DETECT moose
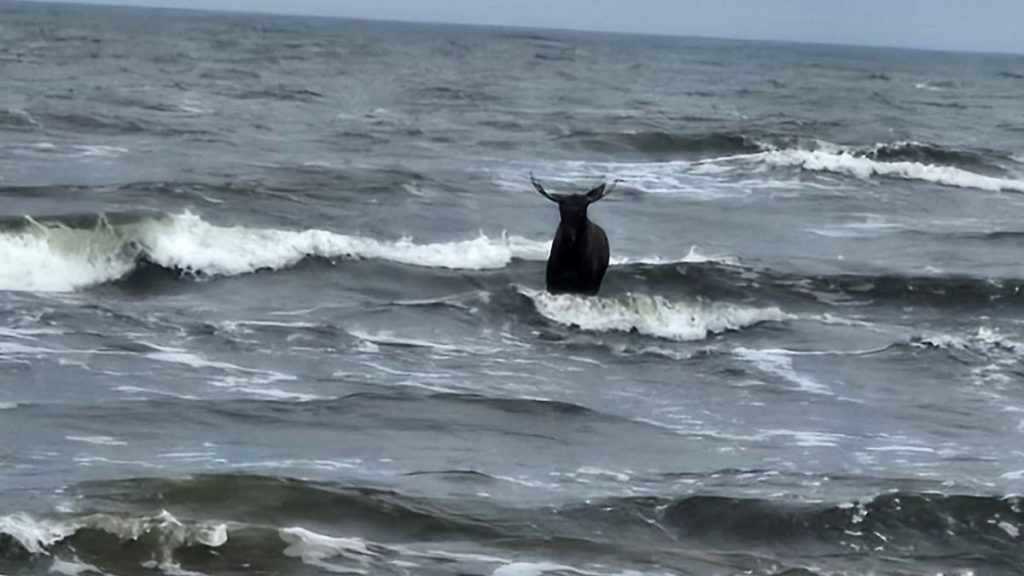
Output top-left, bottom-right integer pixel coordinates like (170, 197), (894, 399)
(531, 174), (618, 296)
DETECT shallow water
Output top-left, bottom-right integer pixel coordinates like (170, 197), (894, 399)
(2, 2), (1024, 575)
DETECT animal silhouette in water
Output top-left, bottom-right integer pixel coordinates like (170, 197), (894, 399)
(531, 174), (618, 296)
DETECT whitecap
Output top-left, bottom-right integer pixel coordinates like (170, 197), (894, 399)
(914, 326), (1021, 355)
(6, 108), (40, 126)
(997, 521), (1020, 538)
(759, 149), (1024, 193)
(0, 210), (734, 293)
(496, 161), (756, 198)
(0, 220), (138, 292)
(864, 445), (937, 453)
(279, 527), (380, 574)
(0, 513), (73, 555)
(65, 435), (127, 447)
(138, 211), (551, 276)
(610, 245), (738, 266)
(349, 330), (500, 355)
(71, 145), (129, 158)
(761, 429), (847, 447)
(524, 289), (787, 342)
(208, 376), (325, 402)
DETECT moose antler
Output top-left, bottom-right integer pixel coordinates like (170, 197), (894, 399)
(530, 173), (562, 203)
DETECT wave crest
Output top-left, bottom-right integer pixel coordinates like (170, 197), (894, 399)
(523, 289), (788, 341)
(0, 211), (552, 292)
(758, 148), (1024, 193)
(140, 211), (550, 277)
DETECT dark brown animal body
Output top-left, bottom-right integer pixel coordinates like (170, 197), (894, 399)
(531, 175), (616, 296)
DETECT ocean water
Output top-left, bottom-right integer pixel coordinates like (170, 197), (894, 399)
(2, 2), (1024, 574)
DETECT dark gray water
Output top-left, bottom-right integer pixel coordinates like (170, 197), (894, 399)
(3, 2), (1024, 575)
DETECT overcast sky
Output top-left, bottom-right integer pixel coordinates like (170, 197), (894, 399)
(27, 0), (1024, 55)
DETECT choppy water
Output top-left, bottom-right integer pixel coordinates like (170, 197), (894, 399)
(3, 2), (1024, 575)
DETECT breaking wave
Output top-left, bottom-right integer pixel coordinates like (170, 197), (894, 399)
(3, 474), (1021, 576)
(522, 288), (788, 342)
(0, 211), (552, 292)
(758, 147), (1024, 192)
(0, 211), (740, 293)
(537, 138), (1019, 196)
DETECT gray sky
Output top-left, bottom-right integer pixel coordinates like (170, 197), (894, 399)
(28, 0), (1024, 54)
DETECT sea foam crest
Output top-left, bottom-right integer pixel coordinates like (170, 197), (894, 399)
(280, 527), (383, 573)
(0, 219), (138, 292)
(759, 149), (1024, 193)
(524, 289), (788, 342)
(0, 513), (74, 555)
(0, 211), (730, 293)
(140, 211), (551, 276)
(0, 510), (227, 558)
(0, 211), (552, 292)
(915, 326), (1022, 355)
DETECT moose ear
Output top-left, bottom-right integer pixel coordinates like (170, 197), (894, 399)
(584, 183), (607, 202)
(585, 178), (622, 203)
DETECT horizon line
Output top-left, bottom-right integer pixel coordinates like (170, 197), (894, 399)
(17, 0), (1024, 58)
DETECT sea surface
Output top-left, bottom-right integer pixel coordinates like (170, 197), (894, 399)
(2, 2), (1024, 575)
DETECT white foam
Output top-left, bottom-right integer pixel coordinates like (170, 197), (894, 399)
(65, 435), (127, 447)
(574, 466), (631, 483)
(279, 527), (380, 574)
(610, 245), (738, 266)
(915, 326), (1021, 354)
(72, 145), (129, 158)
(349, 330), (500, 355)
(50, 556), (106, 576)
(865, 445), (936, 453)
(0, 222), (137, 292)
(0, 341), (57, 355)
(733, 348), (833, 395)
(0, 402), (17, 410)
(144, 343), (296, 378)
(492, 562), (577, 576)
(0, 210), (727, 292)
(0, 513), (73, 555)
(176, 98), (210, 114)
(997, 521), (1020, 538)
(208, 376), (324, 402)
(525, 289), (787, 342)
(499, 160), (753, 198)
(759, 149), (1024, 193)
(764, 429), (846, 447)
(6, 108), (40, 125)
(139, 212), (550, 276)
(492, 561), (658, 576)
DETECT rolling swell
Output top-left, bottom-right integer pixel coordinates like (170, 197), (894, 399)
(775, 270), (1024, 307)
(599, 261), (1024, 309)
(565, 129), (767, 157)
(3, 475), (1021, 575)
(860, 141), (1011, 172)
(753, 145), (1024, 192)
(4, 211), (1020, 314)
(0, 210), (550, 292)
